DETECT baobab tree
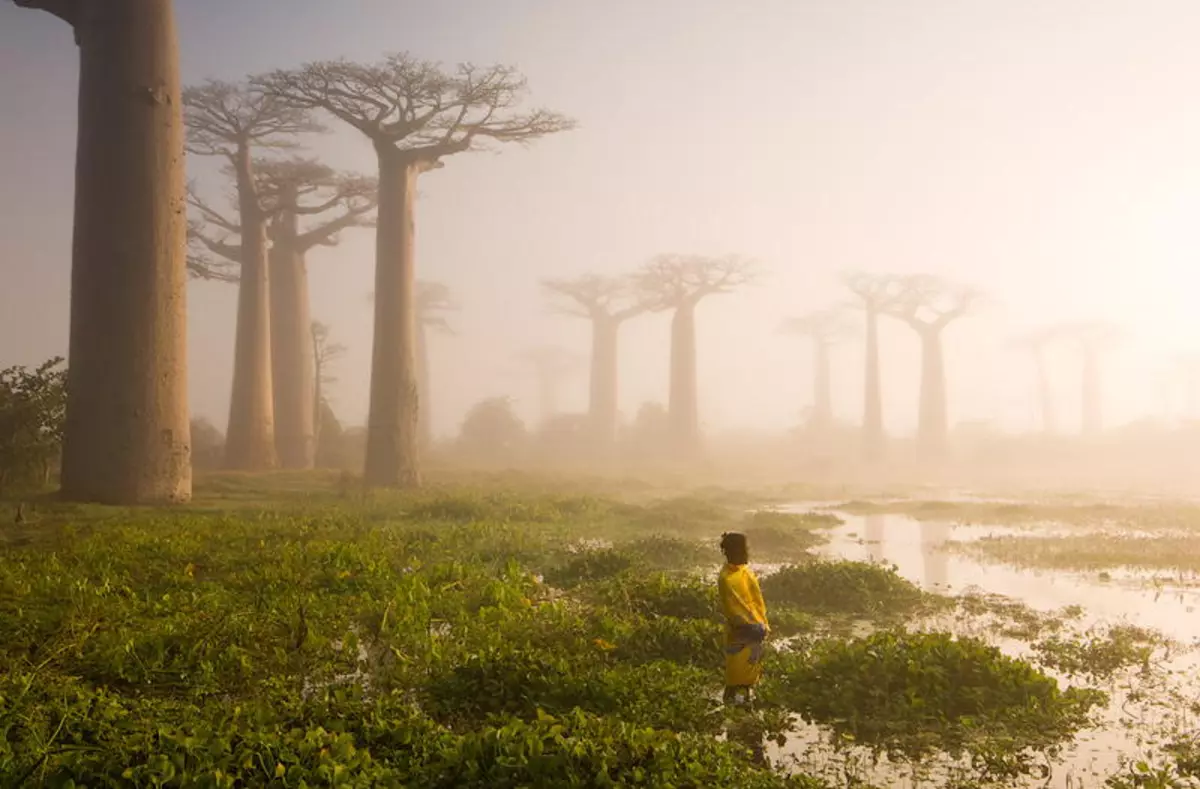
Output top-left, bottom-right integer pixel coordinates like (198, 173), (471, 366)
(517, 347), (584, 428)
(310, 320), (346, 452)
(186, 219), (239, 283)
(781, 308), (852, 434)
(184, 80), (321, 471)
(635, 254), (756, 456)
(190, 161), (373, 470)
(1057, 321), (1121, 436)
(256, 55), (574, 488)
(11, 0), (192, 504)
(886, 275), (983, 459)
(415, 281), (457, 452)
(843, 272), (903, 462)
(542, 274), (647, 447)
(261, 159), (375, 469)
(1009, 327), (1060, 435)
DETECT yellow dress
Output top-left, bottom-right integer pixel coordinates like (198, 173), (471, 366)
(718, 563), (770, 688)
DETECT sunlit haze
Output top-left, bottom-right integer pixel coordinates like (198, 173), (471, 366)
(4, 0), (1200, 438)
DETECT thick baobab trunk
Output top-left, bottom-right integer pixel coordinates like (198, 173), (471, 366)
(224, 146), (276, 470)
(364, 155), (421, 488)
(269, 211), (315, 469)
(862, 310), (885, 462)
(59, 0), (192, 504)
(667, 302), (700, 456)
(1081, 348), (1101, 436)
(589, 317), (620, 447)
(416, 317), (432, 453)
(1034, 351), (1056, 435)
(916, 329), (948, 458)
(811, 338), (833, 431)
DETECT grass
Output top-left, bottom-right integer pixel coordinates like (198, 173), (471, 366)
(950, 532), (1200, 577)
(0, 473), (1195, 787)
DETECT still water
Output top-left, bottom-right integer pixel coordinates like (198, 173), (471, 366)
(771, 506), (1200, 787)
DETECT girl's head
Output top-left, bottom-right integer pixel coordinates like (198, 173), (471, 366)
(720, 532), (749, 565)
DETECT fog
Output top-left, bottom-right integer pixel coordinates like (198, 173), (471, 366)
(4, 0), (1200, 442)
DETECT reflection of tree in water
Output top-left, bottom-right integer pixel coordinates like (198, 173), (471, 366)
(921, 519), (950, 590)
(864, 514), (886, 563)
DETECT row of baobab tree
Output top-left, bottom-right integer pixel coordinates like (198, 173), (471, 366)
(533, 264), (1138, 465)
(5, 1), (1152, 504)
(10, 0), (572, 504)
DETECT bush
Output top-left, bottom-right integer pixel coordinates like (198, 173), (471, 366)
(0, 357), (66, 494)
(775, 631), (1106, 779)
(760, 559), (933, 619)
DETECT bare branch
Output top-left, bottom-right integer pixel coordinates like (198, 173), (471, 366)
(883, 274), (985, 331)
(781, 308), (855, 345)
(253, 54), (575, 166)
(633, 254), (757, 311)
(185, 182), (240, 234)
(183, 80), (324, 160)
(541, 273), (649, 322)
(186, 221), (239, 283)
(841, 271), (907, 313)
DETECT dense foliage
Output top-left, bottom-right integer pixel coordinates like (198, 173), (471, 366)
(0, 482), (1156, 787)
(0, 356), (66, 493)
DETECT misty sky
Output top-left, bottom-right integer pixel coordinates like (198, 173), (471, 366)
(3, 0), (1200, 439)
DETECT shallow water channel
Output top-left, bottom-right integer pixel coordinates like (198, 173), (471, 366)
(772, 506), (1200, 787)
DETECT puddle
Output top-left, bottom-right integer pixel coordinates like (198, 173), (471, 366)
(767, 507), (1200, 786)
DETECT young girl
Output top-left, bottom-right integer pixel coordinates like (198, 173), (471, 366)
(717, 532), (770, 705)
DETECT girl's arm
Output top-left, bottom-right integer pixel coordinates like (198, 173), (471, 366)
(749, 571), (769, 631)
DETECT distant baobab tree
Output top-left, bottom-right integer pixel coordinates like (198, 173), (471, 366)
(1057, 321), (1121, 436)
(886, 275), (983, 459)
(843, 272), (903, 462)
(416, 281), (457, 452)
(260, 159), (375, 469)
(636, 254), (756, 457)
(310, 320), (347, 451)
(1009, 327), (1061, 435)
(184, 80), (322, 471)
(256, 55), (575, 489)
(10, 0), (192, 504)
(781, 308), (852, 433)
(191, 161), (376, 470)
(517, 346), (584, 428)
(542, 274), (647, 448)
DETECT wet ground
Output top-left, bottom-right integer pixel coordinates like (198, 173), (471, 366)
(773, 504), (1200, 787)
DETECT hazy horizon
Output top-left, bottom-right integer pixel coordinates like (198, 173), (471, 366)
(4, 0), (1200, 440)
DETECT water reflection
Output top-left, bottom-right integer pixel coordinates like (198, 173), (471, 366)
(806, 509), (1200, 645)
(921, 519), (950, 591)
(863, 513), (885, 563)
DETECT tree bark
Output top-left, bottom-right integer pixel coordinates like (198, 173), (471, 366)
(589, 317), (620, 448)
(416, 316), (432, 453)
(223, 143), (276, 470)
(364, 155), (421, 488)
(1081, 348), (1101, 436)
(667, 301), (700, 456)
(916, 327), (948, 459)
(811, 337), (833, 431)
(862, 309), (885, 462)
(269, 209), (315, 470)
(58, 0), (192, 504)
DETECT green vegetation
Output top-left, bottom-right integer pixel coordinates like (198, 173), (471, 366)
(771, 631), (1106, 782)
(1, 479), (1191, 787)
